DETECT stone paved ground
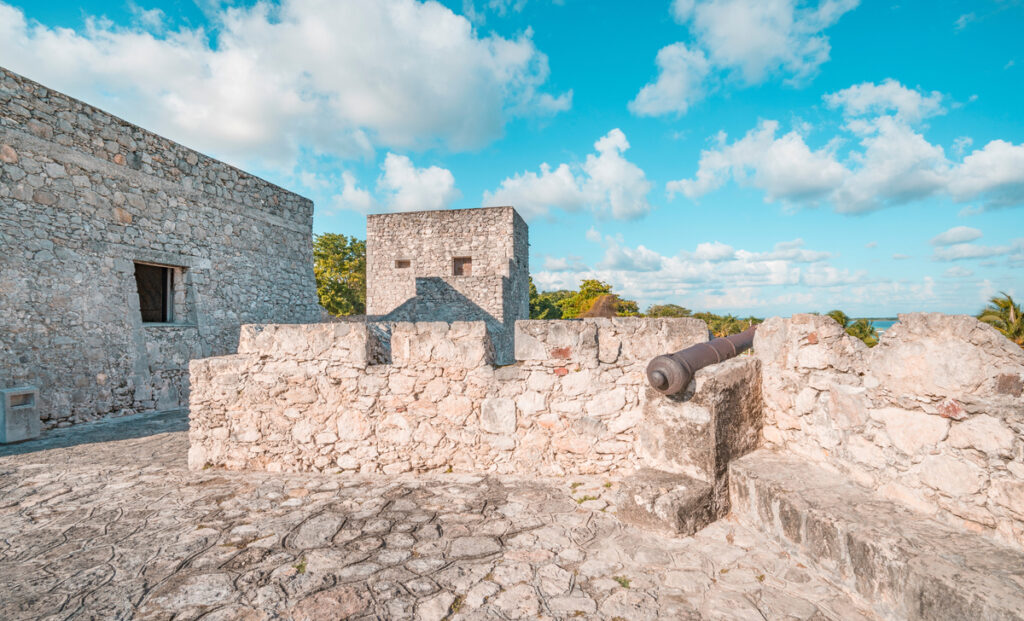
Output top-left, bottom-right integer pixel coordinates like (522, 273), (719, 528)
(0, 411), (876, 620)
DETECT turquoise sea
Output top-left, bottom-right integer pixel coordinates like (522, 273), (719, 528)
(869, 319), (897, 333)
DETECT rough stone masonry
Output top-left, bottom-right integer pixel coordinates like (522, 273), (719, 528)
(366, 207), (529, 364)
(0, 66), (322, 429)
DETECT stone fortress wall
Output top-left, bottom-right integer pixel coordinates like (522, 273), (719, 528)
(190, 312), (1024, 550)
(365, 207), (529, 364)
(755, 313), (1024, 548)
(187, 317), (738, 476)
(0, 66), (322, 429)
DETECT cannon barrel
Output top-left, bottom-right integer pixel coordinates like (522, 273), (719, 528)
(646, 325), (757, 395)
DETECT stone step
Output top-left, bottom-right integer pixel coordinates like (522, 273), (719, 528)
(615, 468), (718, 536)
(730, 450), (1024, 621)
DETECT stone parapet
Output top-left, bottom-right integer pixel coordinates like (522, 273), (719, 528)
(188, 317), (731, 477)
(755, 312), (1024, 548)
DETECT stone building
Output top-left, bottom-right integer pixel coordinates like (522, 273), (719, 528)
(366, 206), (529, 363)
(0, 66), (322, 429)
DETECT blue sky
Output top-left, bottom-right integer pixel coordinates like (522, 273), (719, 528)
(3, 0), (1022, 316)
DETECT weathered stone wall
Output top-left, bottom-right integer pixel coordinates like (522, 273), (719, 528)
(188, 317), (712, 476)
(756, 313), (1024, 547)
(365, 207), (528, 363)
(0, 66), (321, 428)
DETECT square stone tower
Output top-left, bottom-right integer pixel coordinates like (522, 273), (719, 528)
(366, 206), (529, 363)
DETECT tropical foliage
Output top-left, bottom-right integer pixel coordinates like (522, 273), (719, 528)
(531, 279), (640, 319)
(313, 233), (366, 316)
(528, 279), (570, 320)
(530, 283), (760, 334)
(826, 309), (879, 347)
(646, 304), (692, 317)
(978, 292), (1024, 347)
(693, 312), (762, 337)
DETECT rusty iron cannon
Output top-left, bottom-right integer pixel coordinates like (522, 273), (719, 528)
(646, 325), (757, 395)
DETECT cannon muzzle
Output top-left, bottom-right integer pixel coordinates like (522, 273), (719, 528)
(646, 325), (757, 395)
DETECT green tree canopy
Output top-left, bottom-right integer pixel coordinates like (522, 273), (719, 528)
(555, 279), (640, 318)
(646, 304), (692, 318)
(826, 309), (878, 347)
(978, 292), (1024, 347)
(529, 279), (568, 319)
(314, 233), (366, 316)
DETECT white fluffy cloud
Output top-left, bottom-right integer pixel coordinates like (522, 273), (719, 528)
(633, 0), (858, 116)
(930, 226), (983, 246)
(629, 43), (710, 116)
(825, 78), (944, 122)
(671, 80), (1024, 213)
(331, 154), (460, 213)
(0, 0), (568, 169)
(833, 115), (949, 212)
(947, 139), (1024, 207)
(674, 0), (858, 83)
(931, 239), (1024, 262)
(482, 129), (653, 220)
(533, 233), (862, 313)
(667, 120), (847, 203)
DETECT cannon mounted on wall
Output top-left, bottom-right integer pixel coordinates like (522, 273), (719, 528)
(646, 325), (757, 395)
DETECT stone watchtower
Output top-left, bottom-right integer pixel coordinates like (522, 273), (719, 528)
(365, 206), (529, 363)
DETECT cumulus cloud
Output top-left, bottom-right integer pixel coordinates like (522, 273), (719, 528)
(947, 139), (1024, 207)
(667, 120), (847, 203)
(632, 0), (858, 116)
(532, 232), (855, 314)
(629, 43), (711, 116)
(825, 79), (944, 122)
(930, 226), (982, 246)
(833, 115), (950, 212)
(674, 0), (859, 84)
(330, 154), (460, 213)
(483, 129), (653, 220)
(0, 0), (568, 169)
(670, 80), (1024, 212)
(691, 241), (736, 262)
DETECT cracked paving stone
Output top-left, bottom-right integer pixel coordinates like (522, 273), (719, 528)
(448, 535), (501, 558)
(0, 410), (879, 620)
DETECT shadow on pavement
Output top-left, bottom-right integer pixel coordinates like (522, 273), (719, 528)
(0, 409), (189, 457)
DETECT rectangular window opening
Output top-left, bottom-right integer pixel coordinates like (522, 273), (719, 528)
(134, 262), (174, 323)
(395, 259), (411, 269)
(9, 393), (34, 408)
(453, 256), (472, 276)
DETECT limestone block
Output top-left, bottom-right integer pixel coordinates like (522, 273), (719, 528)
(869, 313), (1024, 400)
(238, 324), (370, 366)
(828, 383), (867, 429)
(481, 397), (516, 434)
(515, 391), (545, 416)
(989, 478), (1024, 518)
(585, 317), (708, 364)
(514, 320), (598, 364)
(871, 407), (949, 455)
(615, 469), (716, 535)
(584, 387), (626, 418)
(391, 322), (493, 368)
(919, 454), (987, 496)
(846, 436), (885, 468)
(947, 414), (1016, 457)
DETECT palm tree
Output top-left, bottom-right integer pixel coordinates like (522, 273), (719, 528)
(826, 309), (878, 347)
(978, 293), (1024, 347)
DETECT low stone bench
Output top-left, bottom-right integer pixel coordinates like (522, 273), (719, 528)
(730, 450), (1024, 620)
